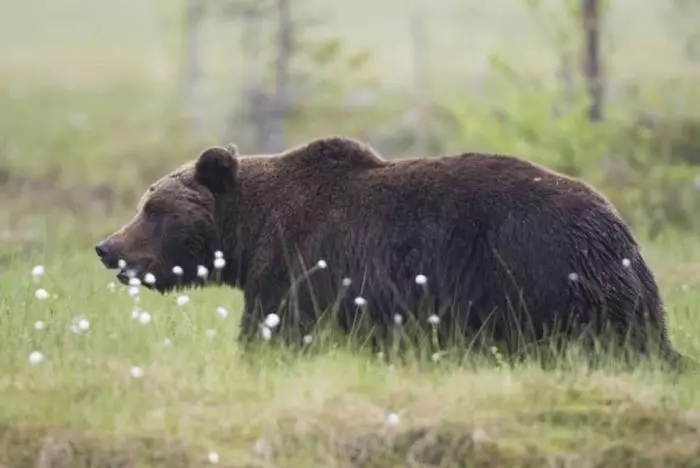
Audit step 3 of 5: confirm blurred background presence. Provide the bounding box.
[1,0,699,260]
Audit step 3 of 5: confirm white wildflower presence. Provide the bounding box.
[428,314,440,326]
[316,259,327,269]
[176,295,190,307]
[144,272,156,285]
[163,338,172,346]
[107,281,116,292]
[342,277,352,287]
[118,259,127,269]
[216,306,228,319]
[129,365,144,379]
[213,257,226,269]
[393,314,403,325]
[128,286,140,298]
[260,326,272,341]
[354,296,367,307]
[622,258,631,268]
[77,318,90,332]
[197,265,209,279]
[172,265,183,276]
[568,272,579,282]
[34,288,49,300]
[214,250,224,259]
[34,320,45,331]
[415,274,427,285]
[128,277,141,287]
[207,451,220,464]
[138,311,152,325]
[31,265,45,281]
[28,351,44,365]
[205,328,217,340]
[387,412,400,427]
[303,334,313,345]
[264,313,280,329]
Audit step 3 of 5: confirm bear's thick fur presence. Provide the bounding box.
[95,136,687,368]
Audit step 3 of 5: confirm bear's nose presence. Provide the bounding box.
[95,241,110,259]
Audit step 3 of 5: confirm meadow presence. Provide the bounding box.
[2,0,700,466]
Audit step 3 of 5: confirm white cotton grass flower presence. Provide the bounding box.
[568,272,579,282]
[128,286,140,298]
[129,365,144,379]
[415,274,427,285]
[197,265,209,279]
[214,250,224,259]
[131,306,141,320]
[316,259,327,269]
[428,314,440,326]
[393,314,403,326]
[34,320,45,331]
[216,306,228,319]
[303,334,313,345]
[176,295,190,307]
[118,259,127,269]
[128,277,141,287]
[107,281,116,292]
[264,313,280,329]
[172,265,184,276]
[386,412,400,427]
[28,350,44,365]
[31,265,45,281]
[205,328,217,340]
[73,317,90,332]
[260,326,272,341]
[342,277,352,287]
[138,311,152,325]
[354,296,367,307]
[163,338,172,346]
[213,257,226,269]
[622,258,631,268]
[207,451,220,464]
[144,272,156,285]
[34,288,49,300]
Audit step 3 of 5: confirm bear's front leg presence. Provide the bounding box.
[237,286,315,350]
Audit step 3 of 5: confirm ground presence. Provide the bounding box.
[1,224,700,466]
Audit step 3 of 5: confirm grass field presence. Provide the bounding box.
[2,0,700,465]
[2,225,700,466]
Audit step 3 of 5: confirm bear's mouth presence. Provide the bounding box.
[115,264,157,290]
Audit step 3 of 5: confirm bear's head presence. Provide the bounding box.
[95,144,239,293]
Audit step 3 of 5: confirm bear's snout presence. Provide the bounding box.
[95,239,120,269]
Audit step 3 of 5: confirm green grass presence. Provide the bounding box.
[1,224,700,466]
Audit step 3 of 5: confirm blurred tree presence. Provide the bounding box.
[580,0,604,121]
[669,0,700,63]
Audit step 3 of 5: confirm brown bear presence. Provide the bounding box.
[95,136,689,368]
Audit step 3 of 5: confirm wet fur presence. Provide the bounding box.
[97,136,692,370]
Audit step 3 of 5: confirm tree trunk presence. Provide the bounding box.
[581,0,604,121]
[263,0,293,153]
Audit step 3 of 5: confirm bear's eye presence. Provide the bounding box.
[143,200,161,218]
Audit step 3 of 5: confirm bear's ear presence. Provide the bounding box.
[194,146,238,194]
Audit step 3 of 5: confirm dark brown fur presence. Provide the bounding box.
[95,136,690,368]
